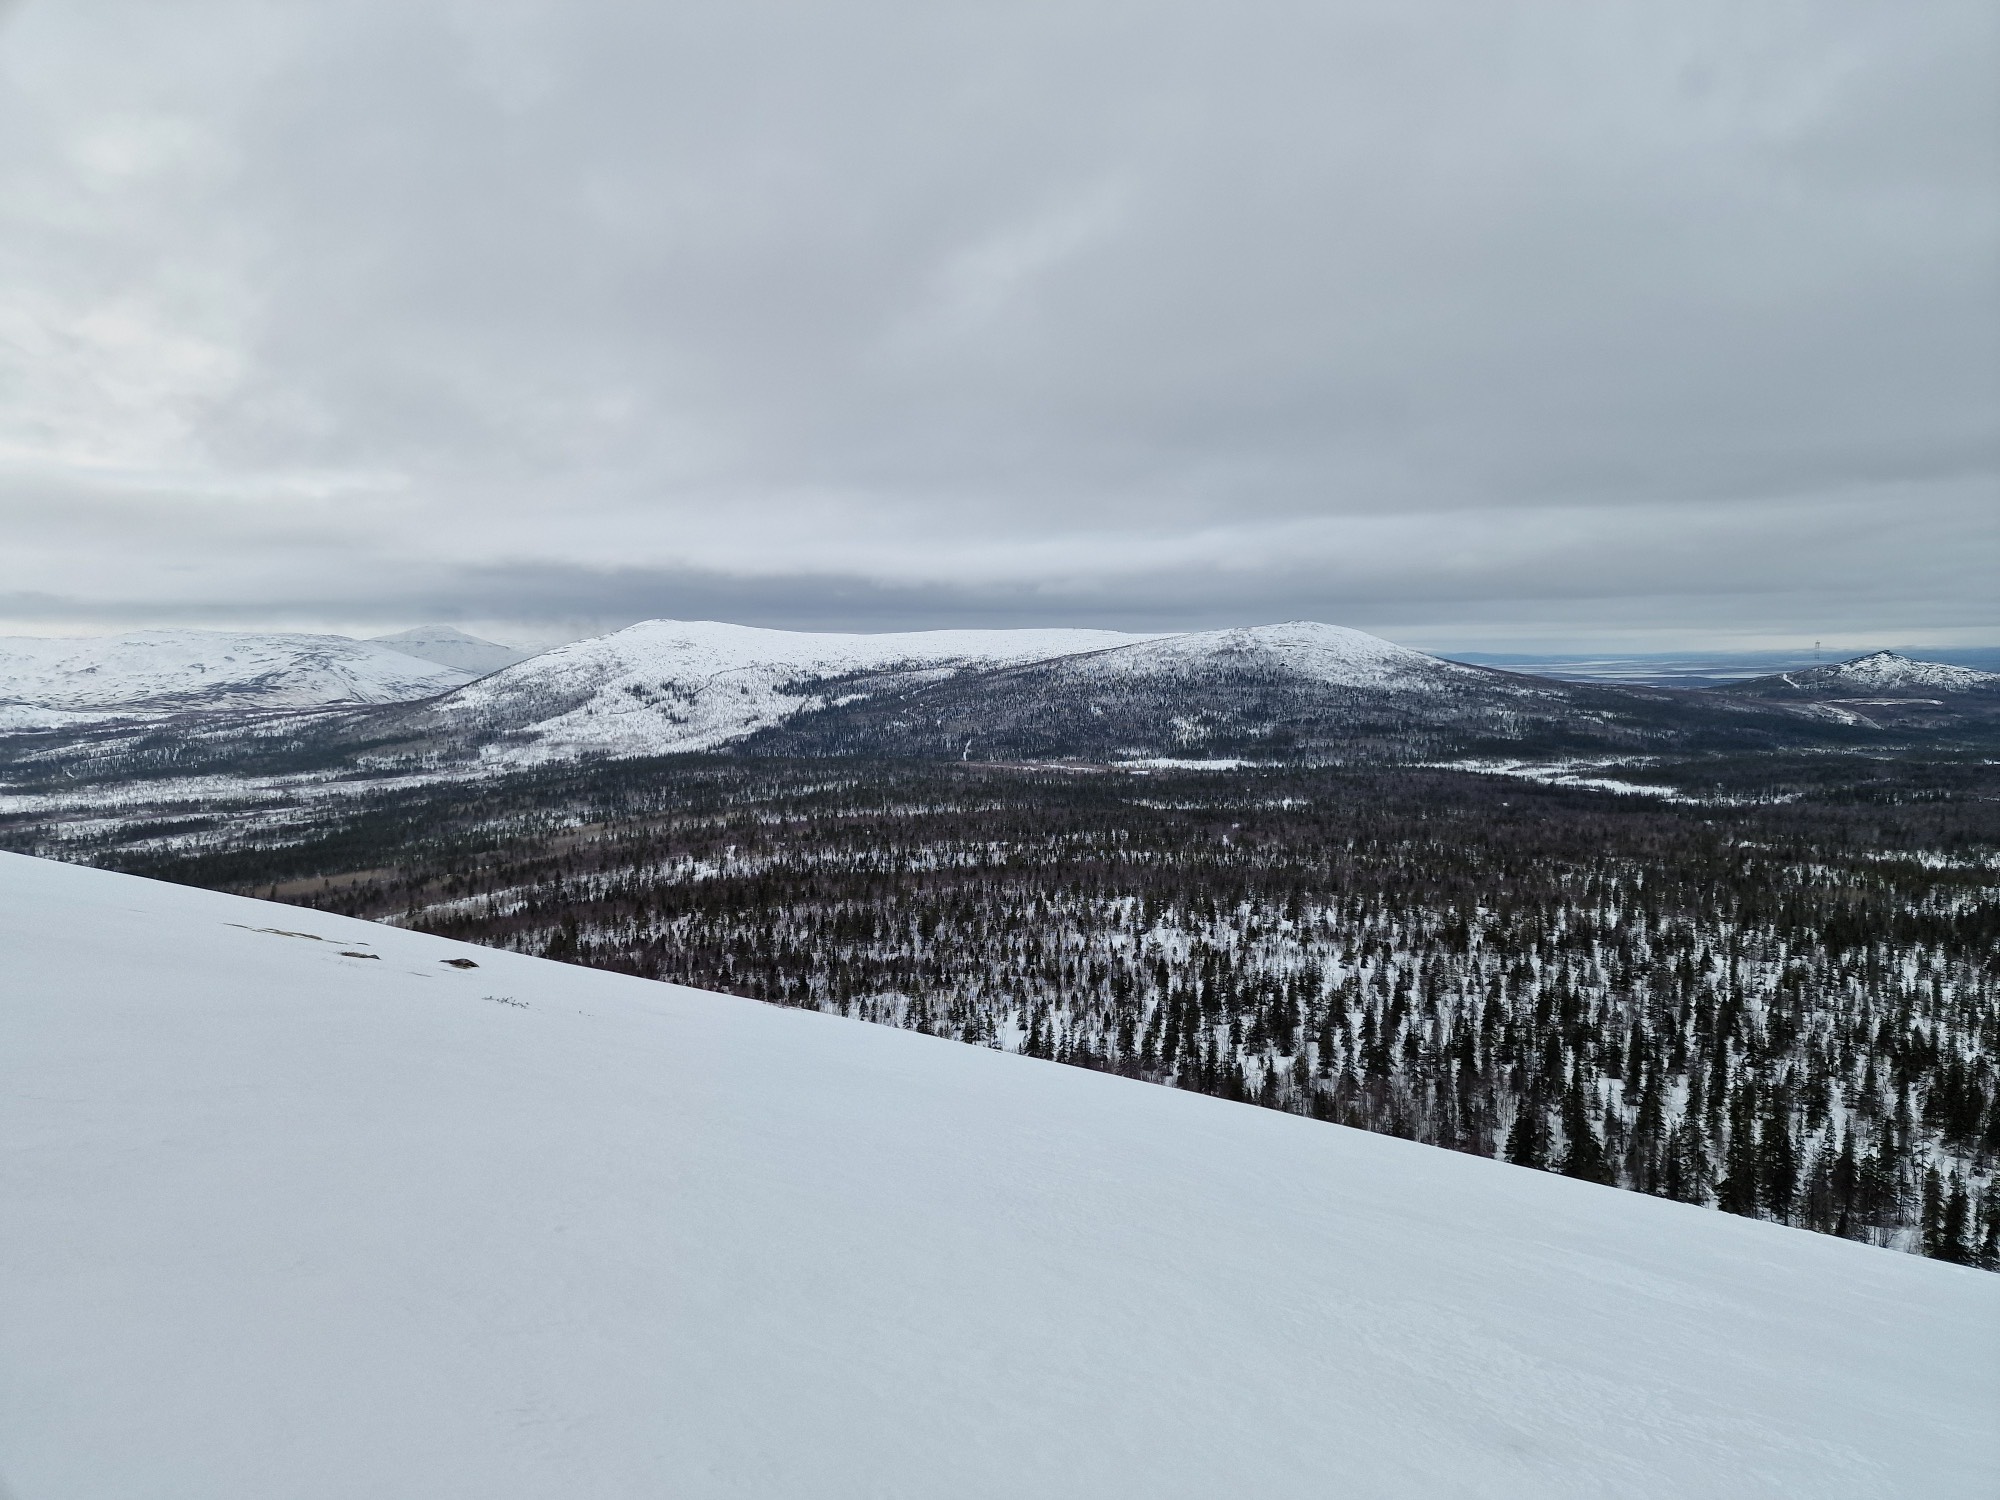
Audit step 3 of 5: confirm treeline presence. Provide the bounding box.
[37,756,2000,1267]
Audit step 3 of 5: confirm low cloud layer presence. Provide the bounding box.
[1,1,1994,648]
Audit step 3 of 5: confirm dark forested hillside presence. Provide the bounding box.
[11,754,1999,1267]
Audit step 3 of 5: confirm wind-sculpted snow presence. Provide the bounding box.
[0,629,474,715]
[2,850,1994,1497]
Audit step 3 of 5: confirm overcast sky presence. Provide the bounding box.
[1,1,1994,651]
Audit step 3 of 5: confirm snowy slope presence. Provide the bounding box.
[367,625,533,676]
[0,629,474,716]
[3,852,1993,1499]
[415,617,1160,762]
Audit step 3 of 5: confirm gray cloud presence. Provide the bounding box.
[1,0,1994,648]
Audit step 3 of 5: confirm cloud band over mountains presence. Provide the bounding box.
[1,1,1994,646]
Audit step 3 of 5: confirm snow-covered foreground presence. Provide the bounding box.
[2,853,1993,1499]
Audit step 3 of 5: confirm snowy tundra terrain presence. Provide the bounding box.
[3,851,1994,1498]
[0,629,474,724]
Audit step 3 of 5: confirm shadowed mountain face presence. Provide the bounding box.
[1713,652,2000,732]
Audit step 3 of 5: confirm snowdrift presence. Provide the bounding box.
[2,851,1993,1498]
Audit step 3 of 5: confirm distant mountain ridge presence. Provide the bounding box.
[0,629,476,727]
[390,618,1164,763]
[1715,651,2000,731]
[1728,650,2000,696]
[367,626,530,676]
[281,619,1927,773]
[4,624,1993,783]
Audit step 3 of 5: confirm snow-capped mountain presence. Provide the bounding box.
[0,629,474,723]
[1730,651,2000,696]
[1716,651,2000,731]
[390,618,1162,763]
[5,848,1991,1497]
[367,625,533,676]
[338,617,1811,770]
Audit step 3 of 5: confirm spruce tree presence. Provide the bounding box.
[1558,1074,1611,1184]
[1505,1091,1550,1171]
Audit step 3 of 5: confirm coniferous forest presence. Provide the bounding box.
[17,754,1999,1267]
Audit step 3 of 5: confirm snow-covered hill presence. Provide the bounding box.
[745,619,1815,762]
[2,852,1993,1498]
[1732,651,2000,697]
[352,617,1693,768]
[0,629,474,720]
[403,618,1161,763]
[1714,652,2000,732]
[367,625,533,676]
[1070,619,1482,689]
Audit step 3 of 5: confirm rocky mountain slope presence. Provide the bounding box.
[5,849,1993,1497]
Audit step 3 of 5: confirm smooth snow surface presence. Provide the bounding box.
[366,625,532,675]
[3,852,1994,1499]
[0,629,473,713]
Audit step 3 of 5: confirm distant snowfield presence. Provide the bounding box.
[3,852,1994,1499]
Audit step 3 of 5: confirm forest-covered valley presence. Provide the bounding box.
[10,753,1999,1267]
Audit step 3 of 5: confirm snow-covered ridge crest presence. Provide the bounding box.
[0,629,474,716]
[367,625,529,675]
[429,618,1168,762]
[1067,620,1472,687]
[380,618,1543,767]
